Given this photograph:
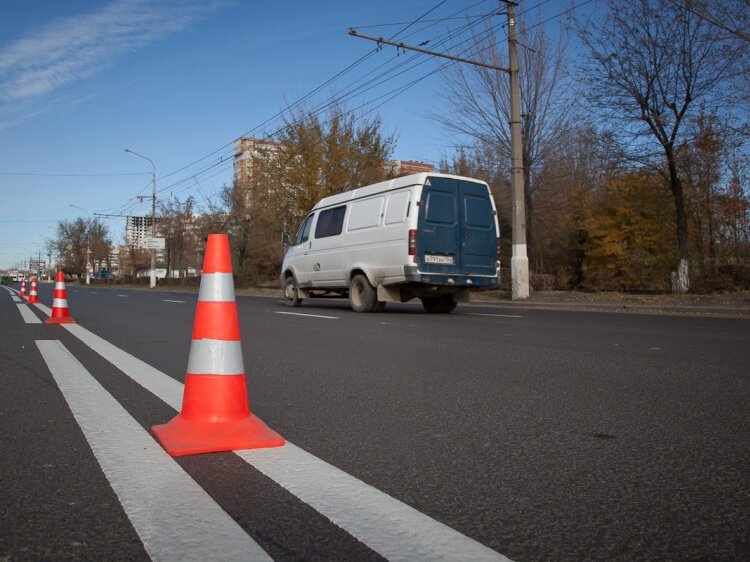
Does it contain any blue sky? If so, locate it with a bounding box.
[0,0,576,270]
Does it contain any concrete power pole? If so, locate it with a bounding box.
[348,1,530,299]
[506,1,530,299]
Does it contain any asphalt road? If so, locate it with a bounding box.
[1,282,749,561]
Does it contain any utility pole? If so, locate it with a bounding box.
[349,1,530,299]
[505,0,529,299]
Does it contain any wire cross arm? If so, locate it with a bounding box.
[347,29,510,74]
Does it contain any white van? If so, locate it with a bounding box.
[280,172,500,313]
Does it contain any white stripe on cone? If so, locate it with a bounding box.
[198,272,236,302]
[186,339,244,375]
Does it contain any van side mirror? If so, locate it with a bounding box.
[282,232,291,246]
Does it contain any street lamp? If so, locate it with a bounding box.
[69,204,92,285]
[124,147,157,289]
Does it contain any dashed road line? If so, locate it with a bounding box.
[464,312,523,319]
[17,303,42,323]
[3,287,42,324]
[36,340,272,562]
[163,299,186,303]
[274,311,339,320]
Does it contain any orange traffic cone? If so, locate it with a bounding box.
[152,233,284,456]
[27,276,39,304]
[46,271,76,324]
[19,279,27,299]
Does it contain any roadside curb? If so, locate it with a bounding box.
[468,298,750,317]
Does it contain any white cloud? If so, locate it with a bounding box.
[0,0,227,106]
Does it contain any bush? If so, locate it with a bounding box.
[530,273,556,291]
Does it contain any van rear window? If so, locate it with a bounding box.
[464,194,493,228]
[425,191,456,225]
[315,206,346,238]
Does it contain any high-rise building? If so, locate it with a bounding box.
[233,137,283,185]
[125,215,154,246]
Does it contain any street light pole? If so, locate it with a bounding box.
[124,148,157,289]
[69,204,92,285]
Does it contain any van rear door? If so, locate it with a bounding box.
[417,177,497,276]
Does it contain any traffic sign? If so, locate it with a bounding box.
[140,237,165,250]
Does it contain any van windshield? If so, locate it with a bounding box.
[293,214,313,245]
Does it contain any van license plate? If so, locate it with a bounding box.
[424,255,454,265]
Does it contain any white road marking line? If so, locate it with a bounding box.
[464,312,523,319]
[274,311,339,320]
[116,294,128,298]
[163,299,186,303]
[35,340,272,562]
[64,324,183,410]
[1,286,20,301]
[64,323,507,561]
[17,304,41,324]
[36,302,51,315]
[239,445,508,562]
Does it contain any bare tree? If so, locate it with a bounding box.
[159,196,197,278]
[576,0,748,291]
[432,14,575,271]
[678,0,750,43]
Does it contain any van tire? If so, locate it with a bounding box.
[421,295,457,313]
[349,274,378,312]
[284,275,303,307]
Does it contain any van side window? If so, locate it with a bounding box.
[384,191,409,225]
[293,214,314,245]
[348,197,383,231]
[315,206,346,238]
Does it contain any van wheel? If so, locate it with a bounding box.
[349,274,377,312]
[284,276,302,307]
[421,295,457,313]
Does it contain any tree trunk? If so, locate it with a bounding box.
[666,150,690,292]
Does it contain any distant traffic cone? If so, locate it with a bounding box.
[27,276,39,304]
[19,280,27,298]
[152,233,284,456]
[46,271,76,324]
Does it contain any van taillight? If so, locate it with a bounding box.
[408,230,417,256]
[496,237,501,264]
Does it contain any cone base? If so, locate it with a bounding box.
[45,316,76,324]
[27,298,39,304]
[152,413,284,457]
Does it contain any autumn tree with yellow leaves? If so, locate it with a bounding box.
[226,104,395,284]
